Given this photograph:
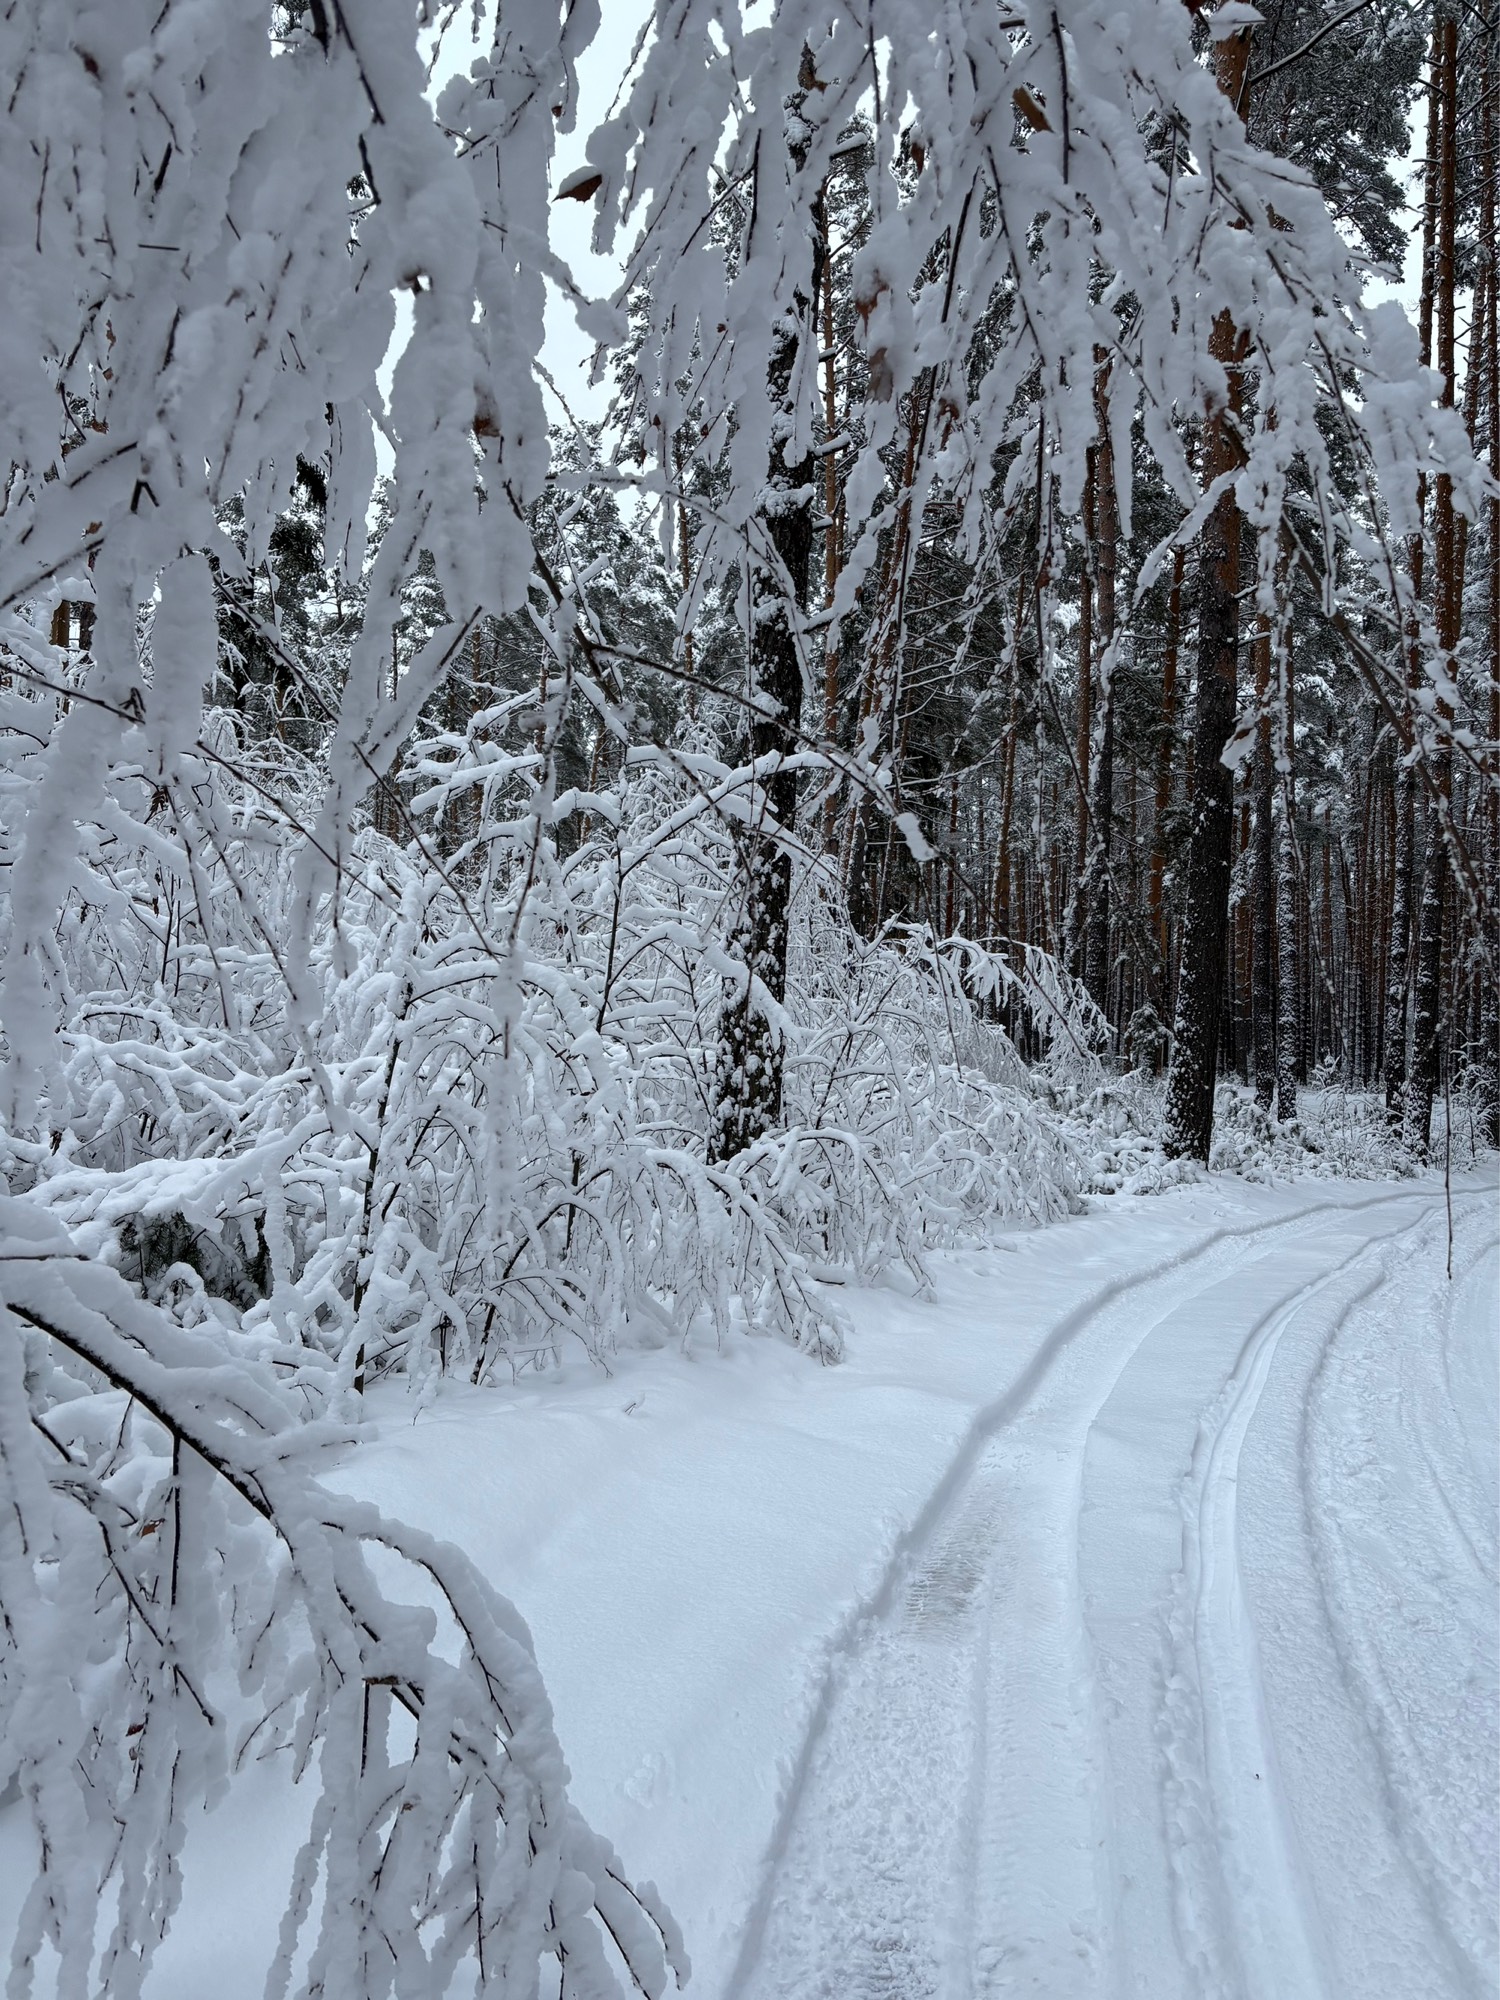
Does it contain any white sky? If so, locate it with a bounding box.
[1363,97,1425,321]
[543,3,655,425]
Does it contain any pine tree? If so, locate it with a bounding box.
[1162,16,1255,1162]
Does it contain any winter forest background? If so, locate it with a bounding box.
[0,0,1495,1994]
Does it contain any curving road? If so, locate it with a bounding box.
[728,1183,1499,2000]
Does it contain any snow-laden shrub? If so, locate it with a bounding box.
[1207,1080,1435,1182]
[5,711,1095,1385]
[776,911,1091,1275]
[0,1198,684,2000]
[1042,1074,1203,1197]
[1051,1068,1436,1192]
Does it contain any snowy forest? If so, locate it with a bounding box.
[0,0,1495,1995]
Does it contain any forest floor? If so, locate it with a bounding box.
[3,1169,1496,1998]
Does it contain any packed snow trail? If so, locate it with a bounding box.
[4,1177,1491,1999]
[731,1184,1498,2000]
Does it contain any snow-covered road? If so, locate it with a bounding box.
[3,1176,1494,1999]
[731,1185,1498,2000]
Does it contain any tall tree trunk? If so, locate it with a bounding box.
[1405,792,1448,1153]
[1149,545,1185,981]
[1083,352,1118,1016]
[820,188,842,850]
[1353,750,1378,1080]
[1383,762,1418,1117]
[709,156,822,1162]
[373,629,405,842]
[843,373,932,933]
[1161,388,1244,1156]
[944,777,960,933]
[673,435,699,725]
[1274,633,1300,1120]
[1070,447,1096,974]
[994,638,1019,952]
[1251,619,1276,1106]
[1162,20,1252,1159]
[1484,32,1500,1148]
[1385,23,1442,1125]
[1405,13,1459,1157]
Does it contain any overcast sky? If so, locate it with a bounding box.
[542,4,653,425]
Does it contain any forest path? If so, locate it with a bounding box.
[728,1185,1499,2000]
[10,1176,1488,2000]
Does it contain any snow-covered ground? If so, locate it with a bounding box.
[3,1171,1496,1998]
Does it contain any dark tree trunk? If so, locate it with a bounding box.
[1274,728,1300,1120]
[1383,755,1417,1118]
[843,369,934,936]
[709,167,821,1163]
[1485,38,1500,1149]
[1069,448,1095,976]
[1083,353,1118,1018]
[1251,623,1276,1108]
[1404,13,1459,1157]
[1162,22,1252,1161]
[1383,44,1443,1125]
[1149,545,1185,1015]
[373,630,405,843]
[1162,449,1243,1157]
[819,189,842,851]
[1404,799,1447,1154]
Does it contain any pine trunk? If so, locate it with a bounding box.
[1404,14,1459,1157]
[1251,622,1276,1107]
[1275,708,1300,1123]
[820,189,842,849]
[1070,449,1095,976]
[1384,23,1441,1128]
[1162,23,1253,1160]
[1083,353,1118,1018]
[709,155,820,1162]
[1485,38,1500,1148]
[1149,545,1185,978]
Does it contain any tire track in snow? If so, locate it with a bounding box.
[1288,1212,1499,1993]
[725,1183,1483,2000]
[1403,1234,1499,1589]
[1160,1204,1439,2000]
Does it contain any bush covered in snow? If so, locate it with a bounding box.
[2,714,1101,1383]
